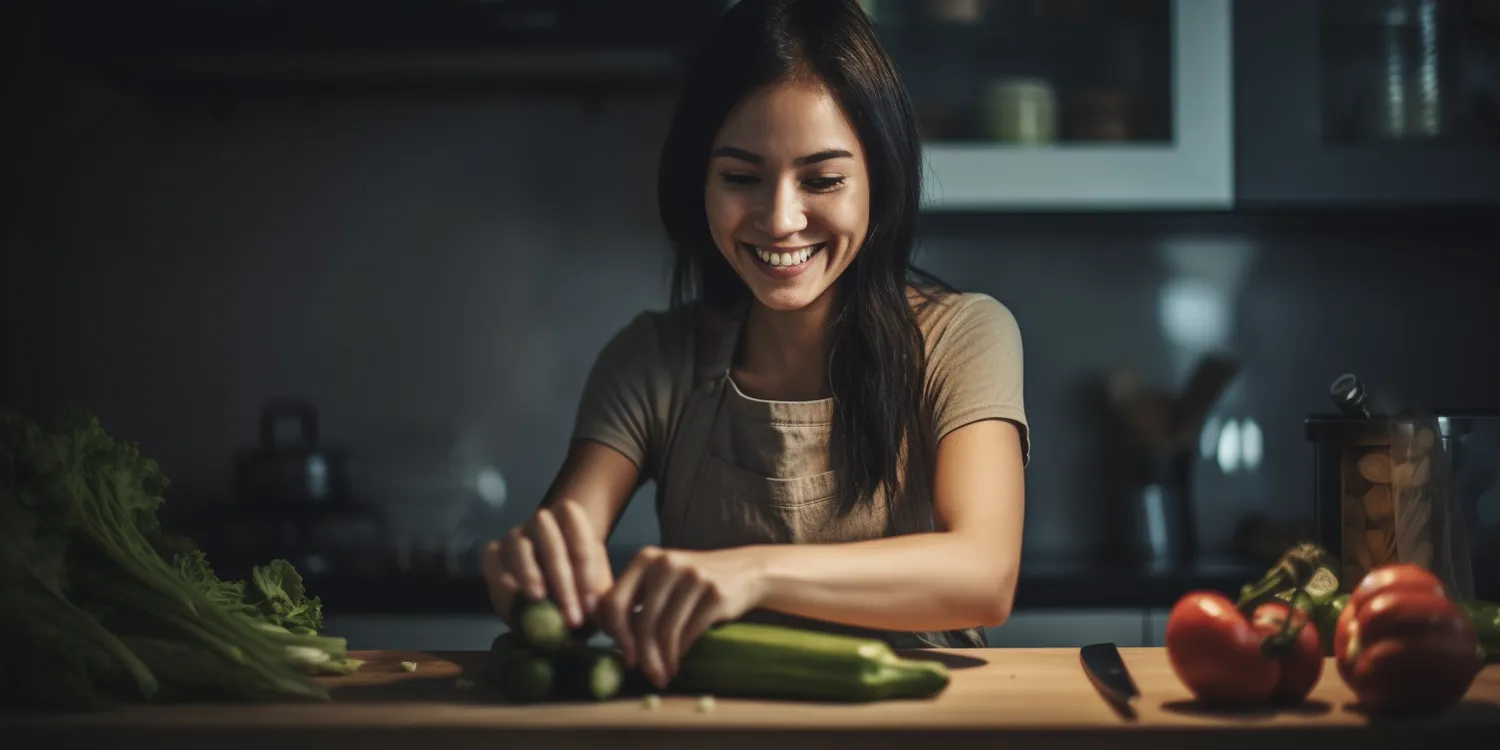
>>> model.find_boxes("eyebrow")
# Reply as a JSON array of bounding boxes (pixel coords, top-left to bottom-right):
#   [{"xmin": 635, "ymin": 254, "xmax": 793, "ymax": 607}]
[{"xmin": 710, "ymin": 146, "xmax": 854, "ymax": 166}]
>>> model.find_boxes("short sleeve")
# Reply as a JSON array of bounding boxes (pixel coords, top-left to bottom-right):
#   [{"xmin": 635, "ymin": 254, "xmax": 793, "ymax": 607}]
[
  {"xmin": 571, "ymin": 312, "xmax": 671, "ymax": 480},
  {"xmin": 925, "ymin": 295, "xmax": 1030, "ymax": 466}
]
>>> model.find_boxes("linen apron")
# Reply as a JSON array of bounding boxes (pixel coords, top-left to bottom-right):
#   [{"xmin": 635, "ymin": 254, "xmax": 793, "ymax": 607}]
[{"xmin": 655, "ymin": 301, "xmax": 986, "ymax": 650}]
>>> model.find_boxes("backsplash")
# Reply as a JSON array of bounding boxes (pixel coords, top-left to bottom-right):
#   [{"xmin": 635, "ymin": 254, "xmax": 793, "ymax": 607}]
[{"xmin": 4, "ymin": 59, "xmax": 1498, "ymax": 568}]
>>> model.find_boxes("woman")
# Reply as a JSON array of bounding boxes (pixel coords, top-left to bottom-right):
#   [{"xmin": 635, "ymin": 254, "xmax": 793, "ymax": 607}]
[{"xmin": 481, "ymin": 0, "xmax": 1028, "ymax": 690}]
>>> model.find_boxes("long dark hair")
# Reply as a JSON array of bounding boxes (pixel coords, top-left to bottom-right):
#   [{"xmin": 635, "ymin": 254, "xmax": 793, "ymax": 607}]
[{"xmin": 658, "ymin": 0, "xmax": 954, "ymax": 518}]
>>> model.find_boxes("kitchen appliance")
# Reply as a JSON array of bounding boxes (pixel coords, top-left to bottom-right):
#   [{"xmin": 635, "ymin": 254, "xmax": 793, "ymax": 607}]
[
  {"xmin": 227, "ymin": 399, "xmax": 390, "ymax": 577},
  {"xmin": 236, "ymin": 399, "xmax": 352, "ymax": 507},
  {"xmin": 1100, "ymin": 353, "xmax": 1241, "ymax": 570},
  {"xmin": 1080, "ymin": 642, "xmax": 1140, "ymax": 719},
  {"xmin": 1306, "ymin": 373, "xmax": 1500, "ymax": 600}
]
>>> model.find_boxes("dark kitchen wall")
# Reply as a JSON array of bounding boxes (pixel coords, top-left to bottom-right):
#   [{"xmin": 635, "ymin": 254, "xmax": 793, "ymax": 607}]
[{"xmin": 6, "ymin": 54, "xmax": 1500, "ymax": 567}]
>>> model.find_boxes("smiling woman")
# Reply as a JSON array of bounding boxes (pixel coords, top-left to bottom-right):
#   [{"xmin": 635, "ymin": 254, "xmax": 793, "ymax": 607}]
[
  {"xmin": 481, "ymin": 0, "xmax": 1030, "ymax": 692},
  {"xmin": 705, "ymin": 85, "xmax": 867, "ymax": 312}
]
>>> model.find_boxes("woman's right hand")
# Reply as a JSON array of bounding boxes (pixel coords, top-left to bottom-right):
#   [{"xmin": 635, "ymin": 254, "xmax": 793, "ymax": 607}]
[{"xmin": 481, "ymin": 499, "xmax": 613, "ymax": 629}]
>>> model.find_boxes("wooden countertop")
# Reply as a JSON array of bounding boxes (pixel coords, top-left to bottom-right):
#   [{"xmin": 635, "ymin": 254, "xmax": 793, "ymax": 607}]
[{"xmin": 11, "ymin": 648, "xmax": 1500, "ymax": 750}]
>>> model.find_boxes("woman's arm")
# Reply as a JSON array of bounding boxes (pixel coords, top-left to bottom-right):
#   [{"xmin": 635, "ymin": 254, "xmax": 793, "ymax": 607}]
[
  {"xmin": 485, "ymin": 308, "xmax": 671, "ymax": 625},
  {"xmin": 751, "ymin": 417, "xmax": 1026, "ymax": 631},
  {"xmin": 540, "ymin": 439, "xmax": 641, "ymax": 544},
  {"xmin": 599, "ymin": 418, "xmax": 1025, "ymax": 687}
]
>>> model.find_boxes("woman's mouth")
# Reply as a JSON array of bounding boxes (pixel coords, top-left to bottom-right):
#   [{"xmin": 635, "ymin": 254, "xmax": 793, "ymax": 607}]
[{"xmin": 742, "ymin": 243, "xmax": 827, "ymax": 278}]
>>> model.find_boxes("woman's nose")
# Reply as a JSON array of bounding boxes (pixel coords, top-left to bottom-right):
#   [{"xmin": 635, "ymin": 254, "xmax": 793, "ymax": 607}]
[{"xmin": 757, "ymin": 181, "xmax": 808, "ymax": 238}]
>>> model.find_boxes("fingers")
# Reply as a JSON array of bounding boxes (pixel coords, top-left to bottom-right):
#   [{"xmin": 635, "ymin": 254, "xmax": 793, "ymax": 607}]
[
  {"xmin": 484, "ymin": 500, "xmax": 611, "ymax": 632},
  {"xmin": 657, "ymin": 575, "xmax": 707, "ymax": 683},
  {"xmin": 480, "ymin": 540, "xmax": 522, "ymax": 620},
  {"xmin": 530, "ymin": 508, "xmax": 583, "ymax": 628},
  {"xmin": 600, "ymin": 550, "xmax": 651, "ymax": 669},
  {"xmin": 556, "ymin": 500, "xmax": 606, "ymax": 619},
  {"xmin": 676, "ymin": 586, "xmax": 724, "ymax": 672},
  {"xmin": 500, "ymin": 527, "xmax": 546, "ymax": 602},
  {"xmin": 631, "ymin": 554, "xmax": 677, "ymax": 689}
]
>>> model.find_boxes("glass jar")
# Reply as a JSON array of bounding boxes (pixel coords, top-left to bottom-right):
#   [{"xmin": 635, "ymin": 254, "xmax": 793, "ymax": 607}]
[{"xmin": 1319, "ymin": 0, "xmax": 1459, "ymax": 143}]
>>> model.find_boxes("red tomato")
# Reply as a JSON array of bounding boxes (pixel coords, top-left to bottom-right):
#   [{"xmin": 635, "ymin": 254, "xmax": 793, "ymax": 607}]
[
  {"xmin": 1350, "ymin": 563, "xmax": 1446, "ymax": 609},
  {"xmin": 1165, "ymin": 591, "xmax": 1279, "ymax": 706},
  {"xmin": 1250, "ymin": 601, "xmax": 1324, "ymax": 704},
  {"xmin": 1334, "ymin": 564, "xmax": 1483, "ymax": 715},
  {"xmin": 1334, "ymin": 603, "xmax": 1357, "ymax": 686}
]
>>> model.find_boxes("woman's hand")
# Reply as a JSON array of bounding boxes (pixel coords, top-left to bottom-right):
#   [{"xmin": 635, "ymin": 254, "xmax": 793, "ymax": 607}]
[
  {"xmin": 597, "ymin": 546, "xmax": 767, "ymax": 689},
  {"xmin": 481, "ymin": 499, "xmax": 613, "ymax": 629}
]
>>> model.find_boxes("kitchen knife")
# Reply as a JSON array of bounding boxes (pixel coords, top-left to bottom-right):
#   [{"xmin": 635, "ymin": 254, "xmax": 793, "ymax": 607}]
[{"xmin": 1080, "ymin": 642, "xmax": 1140, "ymax": 718}]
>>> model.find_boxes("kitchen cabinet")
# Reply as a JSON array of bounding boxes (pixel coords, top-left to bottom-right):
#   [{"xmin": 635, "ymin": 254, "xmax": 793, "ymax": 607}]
[
  {"xmin": 868, "ymin": 0, "xmax": 1233, "ymax": 211},
  {"xmin": 1235, "ymin": 0, "xmax": 1500, "ymax": 206},
  {"xmin": 1145, "ymin": 608, "xmax": 1171, "ymax": 647}
]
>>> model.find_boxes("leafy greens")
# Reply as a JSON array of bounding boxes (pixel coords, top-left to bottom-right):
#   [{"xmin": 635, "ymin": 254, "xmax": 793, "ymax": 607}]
[{"xmin": 0, "ymin": 406, "xmax": 360, "ymax": 713}]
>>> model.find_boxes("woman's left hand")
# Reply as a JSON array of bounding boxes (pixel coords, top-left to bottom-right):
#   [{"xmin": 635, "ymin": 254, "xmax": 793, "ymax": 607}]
[{"xmin": 597, "ymin": 545, "xmax": 766, "ymax": 689}]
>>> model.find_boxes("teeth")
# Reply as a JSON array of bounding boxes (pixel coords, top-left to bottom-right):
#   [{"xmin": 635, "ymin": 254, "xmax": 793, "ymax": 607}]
[{"xmin": 752, "ymin": 245, "xmax": 817, "ymax": 267}]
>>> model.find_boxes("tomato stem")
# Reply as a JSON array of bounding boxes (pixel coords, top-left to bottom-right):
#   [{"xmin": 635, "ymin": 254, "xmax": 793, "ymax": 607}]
[
  {"xmin": 1235, "ymin": 542, "xmax": 1329, "ymax": 615},
  {"xmin": 1259, "ymin": 587, "xmax": 1314, "ymax": 658}
]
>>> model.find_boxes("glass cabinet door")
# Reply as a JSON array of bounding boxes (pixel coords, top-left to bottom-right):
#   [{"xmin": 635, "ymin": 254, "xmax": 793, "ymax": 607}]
[
  {"xmin": 1236, "ymin": 0, "xmax": 1500, "ymax": 206},
  {"xmin": 865, "ymin": 0, "xmax": 1233, "ymax": 210}
]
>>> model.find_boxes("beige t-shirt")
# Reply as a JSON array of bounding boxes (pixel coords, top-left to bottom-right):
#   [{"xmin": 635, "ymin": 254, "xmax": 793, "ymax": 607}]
[{"xmin": 572, "ymin": 291, "xmax": 1029, "ymax": 494}]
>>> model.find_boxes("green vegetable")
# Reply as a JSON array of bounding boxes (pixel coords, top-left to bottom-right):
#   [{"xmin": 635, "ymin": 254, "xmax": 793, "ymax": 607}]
[
  {"xmin": 1238, "ymin": 542, "xmax": 1340, "ymax": 653},
  {"xmin": 1314, "ymin": 594, "xmax": 1349, "ymax": 656},
  {"xmin": 1457, "ymin": 600, "xmax": 1500, "ymax": 663},
  {"xmin": 508, "ymin": 594, "xmax": 597, "ymax": 651},
  {"xmin": 668, "ymin": 622, "xmax": 951, "ymax": 702},
  {"xmin": 0, "ymin": 406, "xmax": 354, "ymax": 713},
  {"xmin": 172, "ymin": 551, "xmax": 351, "ymax": 675},
  {"xmin": 1243, "ymin": 542, "xmax": 1342, "ymax": 609},
  {"xmin": 555, "ymin": 646, "xmax": 625, "ymax": 701},
  {"xmin": 511, "ymin": 596, "xmax": 570, "ymax": 651},
  {"xmin": 482, "ymin": 628, "xmax": 617, "ymax": 703},
  {"xmin": 490, "ymin": 653, "xmax": 557, "ymax": 703}
]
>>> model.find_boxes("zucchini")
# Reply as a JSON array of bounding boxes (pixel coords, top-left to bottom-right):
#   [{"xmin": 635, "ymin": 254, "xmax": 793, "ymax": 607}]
[
  {"xmin": 508, "ymin": 594, "xmax": 598, "ymax": 650},
  {"xmin": 555, "ymin": 646, "xmax": 625, "ymax": 701},
  {"xmin": 668, "ymin": 622, "xmax": 951, "ymax": 702},
  {"xmin": 482, "ymin": 631, "xmax": 554, "ymax": 703},
  {"xmin": 1457, "ymin": 600, "xmax": 1500, "ymax": 663},
  {"xmin": 511, "ymin": 595, "xmax": 571, "ymax": 652},
  {"xmin": 497, "ymin": 654, "xmax": 556, "ymax": 703}
]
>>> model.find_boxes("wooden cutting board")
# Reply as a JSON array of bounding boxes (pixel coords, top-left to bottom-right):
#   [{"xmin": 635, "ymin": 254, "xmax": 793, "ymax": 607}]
[{"xmin": 10, "ymin": 648, "xmax": 1500, "ymax": 750}]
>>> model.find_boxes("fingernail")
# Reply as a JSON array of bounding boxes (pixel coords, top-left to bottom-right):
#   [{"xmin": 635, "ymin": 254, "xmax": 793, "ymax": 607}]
[
  {"xmin": 582, "ymin": 592, "xmax": 597, "ymax": 614},
  {"xmin": 567, "ymin": 605, "xmax": 583, "ymax": 627}
]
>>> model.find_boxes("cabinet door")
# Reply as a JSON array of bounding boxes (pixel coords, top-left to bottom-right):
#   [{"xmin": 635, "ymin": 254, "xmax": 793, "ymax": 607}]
[
  {"xmin": 1236, "ymin": 0, "xmax": 1500, "ymax": 206},
  {"xmin": 868, "ymin": 0, "xmax": 1232, "ymax": 210}
]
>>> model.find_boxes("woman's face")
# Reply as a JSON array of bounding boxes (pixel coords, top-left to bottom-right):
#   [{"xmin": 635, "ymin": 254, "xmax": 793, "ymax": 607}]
[{"xmin": 705, "ymin": 78, "xmax": 870, "ymax": 313}]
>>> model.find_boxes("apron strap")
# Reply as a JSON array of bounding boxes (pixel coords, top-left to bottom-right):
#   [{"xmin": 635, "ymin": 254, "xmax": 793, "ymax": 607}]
[{"xmin": 656, "ymin": 299, "xmax": 748, "ymax": 537}]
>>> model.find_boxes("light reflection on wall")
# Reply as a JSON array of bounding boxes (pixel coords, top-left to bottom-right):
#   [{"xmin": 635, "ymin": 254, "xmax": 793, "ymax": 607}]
[
  {"xmin": 1155, "ymin": 237, "xmax": 1256, "ymax": 385},
  {"xmin": 1157, "ymin": 238, "xmax": 1260, "ymax": 479},
  {"xmin": 1201, "ymin": 416, "xmax": 1264, "ymax": 474}
]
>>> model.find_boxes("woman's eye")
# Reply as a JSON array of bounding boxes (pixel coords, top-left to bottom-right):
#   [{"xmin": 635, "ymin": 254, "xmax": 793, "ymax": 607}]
[
  {"xmin": 720, "ymin": 173, "xmax": 758, "ymax": 186},
  {"xmin": 805, "ymin": 176, "xmax": 846, "ymax": 192}
]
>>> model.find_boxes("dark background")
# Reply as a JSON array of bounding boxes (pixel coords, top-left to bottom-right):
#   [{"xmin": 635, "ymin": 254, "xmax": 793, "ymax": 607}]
[{"xmin": 3, "ymin": 0, "xmax": 1497, "ymax": 649}]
